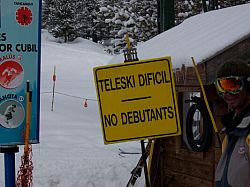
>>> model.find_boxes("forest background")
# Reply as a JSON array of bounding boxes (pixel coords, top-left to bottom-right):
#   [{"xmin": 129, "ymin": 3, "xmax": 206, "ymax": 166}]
[{"xmin": 42, "ymin": 0, "xmax": 249, "ymax": 54}]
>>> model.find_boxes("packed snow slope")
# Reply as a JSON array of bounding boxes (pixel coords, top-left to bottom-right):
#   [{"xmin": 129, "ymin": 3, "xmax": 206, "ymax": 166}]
[
  {"xmin": 1, "ymin": 3, "xmax": 250, "ymax": 186},
  {"xmin": 0, "ymin": 30, "xmax": 144, "ymax": 187}
]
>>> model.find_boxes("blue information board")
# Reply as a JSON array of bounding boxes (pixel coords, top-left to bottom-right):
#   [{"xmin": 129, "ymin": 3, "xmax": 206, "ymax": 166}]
[{"xmin": 0, "ymin": 0, "xmax": 41, "ymax": 145}]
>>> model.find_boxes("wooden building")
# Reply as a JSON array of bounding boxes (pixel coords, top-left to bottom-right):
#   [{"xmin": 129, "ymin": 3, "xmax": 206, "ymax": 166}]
[
  {"xmin": 148, "ymin": 11, "xmax": 250, "ymax": 187},
  {"xmin": 149, "ymin": 33, "xmax": 250, "ymax": 186},
  {"xmin": 111, "ymin": 4, "xmax": 250, "ymax": 187}
]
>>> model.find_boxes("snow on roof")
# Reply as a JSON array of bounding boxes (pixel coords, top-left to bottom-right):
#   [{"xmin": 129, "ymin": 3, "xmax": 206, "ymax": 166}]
[{"xmin": 110, "ymin": 3, "xmax": 250, "ymax": 69}]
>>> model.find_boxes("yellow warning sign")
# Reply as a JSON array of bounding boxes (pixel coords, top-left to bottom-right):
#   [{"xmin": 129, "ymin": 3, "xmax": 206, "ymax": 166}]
[{"xmin": 93, "ymin": 57, "xmax": 181, "ymax": 144}]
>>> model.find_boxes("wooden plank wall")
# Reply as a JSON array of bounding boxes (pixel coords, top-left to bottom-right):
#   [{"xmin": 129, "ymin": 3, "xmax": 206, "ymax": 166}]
[
  {"xmin": 149, "ymin": 37, "xmax": 250, "ymax": 187},
  {"xmin": 150, "ymin": 65, "xmax": 217, "ymax": 186}
]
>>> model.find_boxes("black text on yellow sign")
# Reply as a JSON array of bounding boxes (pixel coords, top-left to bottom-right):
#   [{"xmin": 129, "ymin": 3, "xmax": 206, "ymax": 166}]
[{"xmin": 93, "ymin": 57, "xmax": 181, "ymax": 144}]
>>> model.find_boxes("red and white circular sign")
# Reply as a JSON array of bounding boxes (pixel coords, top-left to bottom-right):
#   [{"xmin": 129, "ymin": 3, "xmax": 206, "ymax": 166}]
[
  {"xmin": 16, "ymin": 6, "xmax": 33, "ymax": 26},
  {"xmin": 0, "ymin": 60, "xmax": 24, "ymax": 89}
]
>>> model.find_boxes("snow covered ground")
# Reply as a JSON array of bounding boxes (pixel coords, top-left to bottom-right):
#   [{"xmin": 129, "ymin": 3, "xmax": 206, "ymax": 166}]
[
  {"xmin": 1, "ymin": 3, "xmax": 250, "ymax": 186},
  {"xmin": 0, "ymin": 30, "xmax": 144, "ymax": 187}
]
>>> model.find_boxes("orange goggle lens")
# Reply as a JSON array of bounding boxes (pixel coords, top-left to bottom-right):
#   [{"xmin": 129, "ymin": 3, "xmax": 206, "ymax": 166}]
[{"xmin": 216, "ymin": 77, "xmax": 243, "ymax": 94}]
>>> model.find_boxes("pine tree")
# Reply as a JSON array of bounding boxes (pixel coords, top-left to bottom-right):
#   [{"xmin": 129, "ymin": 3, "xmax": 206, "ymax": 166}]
[
  {"xmin": 42, "ymin": 0, "xmax": 56, "ymax": 29},
  {"xmin": 90, "ymin": 0, "xmax": 111, "ymax": 43},
  {"xmin": 175, "ymin": 0, "xmax": 203, "ymax": 25},
  {"xmin": 76, "ymin": 0, "xmax": 101, "ymax": 41},
  {"xmin": 42, "ymin": 0, "xmax": 250, "ymax": 48},
  {"xmin": 48, "ymin": 0, "xmax": 79, "ymax": 42},
  {"xmin": 131, "ymin": 0, "xmax": 158, "ymax": 42},
  {"xmin": 98, "ymin": 0, "xmax": 158, "ymax": 53}
]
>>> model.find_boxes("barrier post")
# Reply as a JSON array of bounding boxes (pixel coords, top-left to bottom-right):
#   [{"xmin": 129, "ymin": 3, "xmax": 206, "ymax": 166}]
[{"xmin": 51, "ymin": 66, "xmax": 56, "ymax": 111}]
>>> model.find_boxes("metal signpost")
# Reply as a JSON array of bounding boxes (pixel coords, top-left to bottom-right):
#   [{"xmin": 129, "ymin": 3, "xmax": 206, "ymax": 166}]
[
  {"xmin": 93, "ymin": 57, "xmax": 181, "ymax": 144},
  {"xmin": 94, "ymin": 57, "xmax": 181, "ymax": 186},
  {"xmin": 0, "ymin": 0, "xmax": 41, "ymax": 186}
]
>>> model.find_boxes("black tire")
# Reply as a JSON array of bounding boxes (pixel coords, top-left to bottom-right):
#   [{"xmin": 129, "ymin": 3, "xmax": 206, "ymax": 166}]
[{"xmin": 185, "ymin": 101, "xmax": 213, "ymax": 152}]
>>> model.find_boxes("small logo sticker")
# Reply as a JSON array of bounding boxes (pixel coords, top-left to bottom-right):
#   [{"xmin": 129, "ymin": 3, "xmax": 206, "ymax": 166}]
[
  {"xmin": 16, "ymin": 6, "xmax": 33, "ymax": 26},
  {"xmin": 0, "ymin": 100, "xmax": 25, "ymax": 129},
  {"xmin": 0, "ymin": 60, "xmax": 24, "ymax": 89}
]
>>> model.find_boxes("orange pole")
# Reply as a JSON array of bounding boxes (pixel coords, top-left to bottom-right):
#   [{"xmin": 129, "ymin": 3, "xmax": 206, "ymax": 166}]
[{"xmin": 24, "ymin": 81, "xmax": 31, "ymax": 154}]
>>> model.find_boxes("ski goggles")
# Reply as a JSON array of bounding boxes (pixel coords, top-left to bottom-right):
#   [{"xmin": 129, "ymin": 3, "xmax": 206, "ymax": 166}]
[{"xmin": 215, "ymin": 76, "xmax": 244, "ymax": 95}]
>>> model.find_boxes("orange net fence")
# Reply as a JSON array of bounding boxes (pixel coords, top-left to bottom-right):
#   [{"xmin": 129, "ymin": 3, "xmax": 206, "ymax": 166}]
[{"xmin": 16, "ymin": 144, "xmax": 33, "ymax": 187}]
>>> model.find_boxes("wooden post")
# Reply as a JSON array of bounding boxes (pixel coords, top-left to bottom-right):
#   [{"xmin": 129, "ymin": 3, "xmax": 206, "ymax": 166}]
[
  {"xmin": 22, "ymin": 81, "xmax": 32, "ymax": 186},
  {"xmin": 51, "ymin": 66, "xmax": 56, "ymax": 111},
  {"xmin": 24, "ymin": 81, "xmax": 31, "ymax": 155}
]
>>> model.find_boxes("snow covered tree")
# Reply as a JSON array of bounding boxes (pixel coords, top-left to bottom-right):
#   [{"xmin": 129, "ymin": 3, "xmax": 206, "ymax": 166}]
[
  {"xmin": 112, "ymin": 2, "xmax": 136, "ymax": 52},
  {"xmin": 44, "ymin": 0, "xmax": 79, "ymax": 42},
  {"xmin": 96, "ymin": 0, "xmax": 158, "ymax": 53},
  {"xmin": 42, "ymin": 0, "xmax": 56, "ymax": 29},
  {"xmin": 94, "ymin": 2, "xmax": 126, "ymax": 52},
  {"xmin": 174, "ymin": 0, "xmax": 250, "ymax": 25},
  {"xmin": 94, "ymin": 2, "xmax": 116, "ymax": 43},
  {"xmin": 218, "ymin": 0, "xmax": 250, "ymax": 8},
  {"xmin": 43, "ymin": 0, "xmax": 158, "ymax": 49},
  {"xmin": 175, "ymin": 0, "xmax": 203, "ymax": 25},
  {"xmin": 42, "ymin": 0, "xmax": 250, "ymax": 48},
  {"xmin": 75, "ymin": 0, "xmax": 100, "ymax": 40},
  {"xmin": 130, "ymin": 0, "xmax": 158, "ymax": 42}
]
